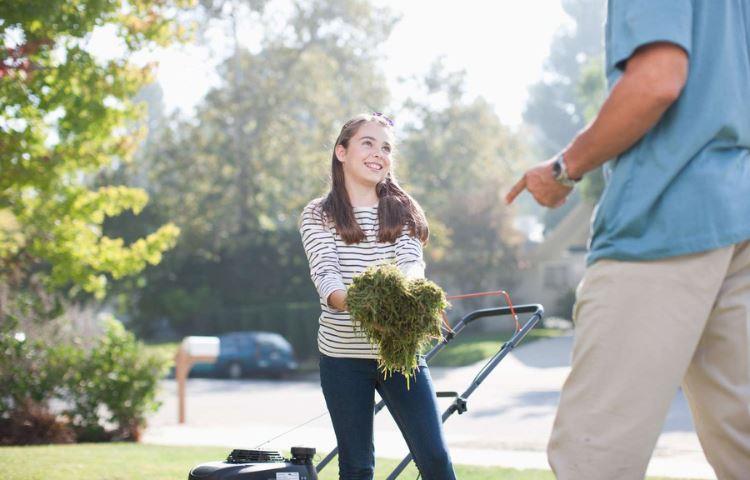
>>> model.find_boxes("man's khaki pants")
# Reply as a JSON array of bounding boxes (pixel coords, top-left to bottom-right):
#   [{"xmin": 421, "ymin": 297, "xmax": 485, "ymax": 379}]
[{"xmin": 548, "ymin": 240, "xmax": 750, "ymax": 480}]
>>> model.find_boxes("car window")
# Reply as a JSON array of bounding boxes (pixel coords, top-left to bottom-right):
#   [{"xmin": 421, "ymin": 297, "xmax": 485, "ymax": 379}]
[
  {"xmin": 258, "ymin": 335, "xmax": 291, "ymax": 352},
  {"xmin": 220, "ymin": 335, "xmax": 242, "ymax": 354}
]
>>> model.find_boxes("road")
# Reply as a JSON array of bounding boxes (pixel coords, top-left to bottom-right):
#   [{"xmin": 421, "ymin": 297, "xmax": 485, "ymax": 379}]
[{"xmin": 143, "ymin": 334, "xmax": 715, "ymax": 479}]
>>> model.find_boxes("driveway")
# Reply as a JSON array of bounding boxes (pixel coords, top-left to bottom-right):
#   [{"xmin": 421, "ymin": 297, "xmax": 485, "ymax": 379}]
[{"xmin": 142, "ymin": 334, "xmax": 715, "ymax": 479}]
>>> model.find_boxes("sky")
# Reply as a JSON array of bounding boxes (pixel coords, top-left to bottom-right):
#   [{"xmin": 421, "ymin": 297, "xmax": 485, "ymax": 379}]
[{"xmin": 143, "ymin": 1, "xmax": 570, "ymax": 128}]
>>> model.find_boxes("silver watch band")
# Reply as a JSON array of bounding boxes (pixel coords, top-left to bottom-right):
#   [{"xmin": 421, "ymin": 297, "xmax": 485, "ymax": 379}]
[{"xmin": 553, "ymin": 153, "xmax": 579, "ymax": 188}]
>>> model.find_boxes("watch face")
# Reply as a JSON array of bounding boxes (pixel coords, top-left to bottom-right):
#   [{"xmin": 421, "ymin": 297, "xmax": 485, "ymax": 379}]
[{"xmin": 552, "ymin": 157, "xmax": 563, "ymax": 179}]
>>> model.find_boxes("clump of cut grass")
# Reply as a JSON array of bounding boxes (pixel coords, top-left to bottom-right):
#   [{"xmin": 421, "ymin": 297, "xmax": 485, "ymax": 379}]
[{"xmin": 347, "ymin": 264, "xmax": 448, "ymax": 384}]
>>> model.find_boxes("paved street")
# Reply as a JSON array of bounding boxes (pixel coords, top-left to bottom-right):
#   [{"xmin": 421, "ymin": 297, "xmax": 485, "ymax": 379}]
[{"xmin": 143, "ymin": 334, "xmax": 715, "ymax": 479}]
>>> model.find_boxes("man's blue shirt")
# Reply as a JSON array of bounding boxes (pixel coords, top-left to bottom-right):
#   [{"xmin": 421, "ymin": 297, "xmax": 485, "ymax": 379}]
[{"xmin": 588, "ymin": 0, "xmax": 750, "ymax": 264}]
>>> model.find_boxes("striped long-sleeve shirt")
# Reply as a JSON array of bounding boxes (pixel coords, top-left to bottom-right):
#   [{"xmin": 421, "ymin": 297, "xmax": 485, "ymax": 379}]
[{"xmin": 299, "ymin": 199, "xmax": 426, "ymax": 359}]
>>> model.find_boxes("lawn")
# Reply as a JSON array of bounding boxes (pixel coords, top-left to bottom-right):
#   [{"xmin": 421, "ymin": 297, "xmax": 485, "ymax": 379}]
[
  {"xmin": 428, "ymin": 327, "xmax": 566, "ymax": 367},
  {"xmin": 0, "ymin": 443, "xmax": 688, "ymax": 480}
]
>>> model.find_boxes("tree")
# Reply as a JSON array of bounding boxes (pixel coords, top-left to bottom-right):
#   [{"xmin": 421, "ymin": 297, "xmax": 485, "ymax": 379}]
[
  {"xmin": 398, "ymin": 62, "xmax": 527, "ymax": 304},
  {"xmin": 523, "ymin": 0, "xmax": 606, "ymax": 158},
  {"xmin": 0, "ymin": 1, "xmax": 186, "ymax": 321},
  {"xmin": 107, "ymin": 0, "xmax": 398, "ymax": 337},
  {"xmin": 521, "ymin": 0, "xmax": 605, "ymax": 232}
]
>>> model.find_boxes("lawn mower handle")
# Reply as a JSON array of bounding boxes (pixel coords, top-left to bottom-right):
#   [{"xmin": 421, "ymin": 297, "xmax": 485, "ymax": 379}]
[
  {"xmin": 315, "ymin": 303, "xmax": 544, "ymax": 475},
  {"xmin": 385, "ymin": 303, "xmax": 544, "ymax": 479},
  {"xmin": 425, "ymin": 304, "xmax": 544, "ymax": 363}
]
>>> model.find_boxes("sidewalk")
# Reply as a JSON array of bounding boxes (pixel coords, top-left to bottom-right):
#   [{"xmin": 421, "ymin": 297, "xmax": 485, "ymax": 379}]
[{"xmin": 142, "ymin": 334, "xmax": 715, "ymax": 479}]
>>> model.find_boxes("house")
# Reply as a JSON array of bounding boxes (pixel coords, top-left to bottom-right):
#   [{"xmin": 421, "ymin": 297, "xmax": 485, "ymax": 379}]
[{"xmin": 513, "ymin": 200, "xmax": 595, "ymax": 319}]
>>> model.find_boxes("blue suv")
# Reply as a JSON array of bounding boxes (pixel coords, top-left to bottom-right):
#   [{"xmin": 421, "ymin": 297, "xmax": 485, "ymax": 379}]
[{"xmin": 191, "ymin": 331, "xmax": 299, "ymax": 379}]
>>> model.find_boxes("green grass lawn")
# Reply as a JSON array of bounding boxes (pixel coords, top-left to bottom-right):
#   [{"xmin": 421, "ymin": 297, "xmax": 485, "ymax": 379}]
[
  {"xmin": 428, "ymin": 327, "xmax": 566, "ymax": 367},
  {"xmin": 0, "ymin": 443, "xmax": 690, "ymax": 480}
]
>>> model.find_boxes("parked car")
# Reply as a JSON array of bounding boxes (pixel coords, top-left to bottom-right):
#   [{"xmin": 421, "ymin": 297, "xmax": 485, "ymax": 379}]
[{"xmin": 190, "ymin": 331, "xmax": 299, "ymax": 379}]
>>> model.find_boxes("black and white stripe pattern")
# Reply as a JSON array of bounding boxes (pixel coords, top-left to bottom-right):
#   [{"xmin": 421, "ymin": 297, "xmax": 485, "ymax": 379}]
[{"xmin": 299, "ymin": 199, "xmax": 426, "ymax": 359}]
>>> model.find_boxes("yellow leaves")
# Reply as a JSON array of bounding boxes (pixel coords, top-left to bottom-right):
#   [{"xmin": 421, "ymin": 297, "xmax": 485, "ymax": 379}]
[
  {"xmin": 28, "ymin": 20, "xmax": 44, "ymax": 33},
  {"xmin": 83, "ymin": 274, "xmax": 108, "ymax": 299},
  {"xmin": 0, "ymin": 209, "xmax": 26, "ymax": 258},
  {"xmin": 71, "ymin": 222, "xmax": 180, "ymax": 298},
  {"xmin": 114, "ymin": 0, "xmax": 196, "ymax": 48},
  {"xmin": 5, "ymin": 1, "xmax": 192, "ymax": 306},
  {"xmin": 72, "ymin": 185, "xmax": 149, "ymax": 220},
  {"xmin": 17, "ymin": 182, "xmax": 180, "ymax": 298}
]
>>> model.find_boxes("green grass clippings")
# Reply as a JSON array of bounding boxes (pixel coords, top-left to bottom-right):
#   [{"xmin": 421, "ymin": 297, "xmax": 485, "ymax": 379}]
[{"xmin": 347, "ymin": 264, "xmax": 448, "ymax": 384}]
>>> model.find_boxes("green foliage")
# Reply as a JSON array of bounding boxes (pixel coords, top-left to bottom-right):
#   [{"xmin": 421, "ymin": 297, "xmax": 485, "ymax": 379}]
[
  {"xmin": 0, "ymin": 318, "xmax": 167, "ymax": 444},
  {"xmin": 0, "ymin": 0, "xmax": 186, "ymax": 317},
  {"xmin": 101, "ymin": 1, "xmax": 530, "ymax": 344},
  {"xmin": 104, "ymin": 0, "xmax": 397, "ymax": 339},
  {"xmin": 347, "ymin": 264, "xmax": 447, "ymax": 382},
  {"xmin": 0, "ymin": 319, "xmax": 73, "ymax": 414},
  {"xmin": 123, "ymin": 229, "xmax": 321, "ymax": 353},
  {"xmin": 64, "ymin": 317, "xmax": 167, "ymax": 441},
  {"xmin": 522, "ymin": 0, "xmax": 606, "ymax": 157},
  {"xmin": 522, "ymin": 0, "xmax": 606, "ymax": 233},
  {"xmin": 398, "ymin": 61, "xmax": 525, "ymax": 301}
]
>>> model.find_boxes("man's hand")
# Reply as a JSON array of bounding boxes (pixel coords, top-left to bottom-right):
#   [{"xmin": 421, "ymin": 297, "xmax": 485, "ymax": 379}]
[
  {"xmin": 505, "ymin": 158, "xmax": 573, "ymax": 207},
  {"xmin": 504, "ymin": 42, "xmax": 688, "ymax": 209}
]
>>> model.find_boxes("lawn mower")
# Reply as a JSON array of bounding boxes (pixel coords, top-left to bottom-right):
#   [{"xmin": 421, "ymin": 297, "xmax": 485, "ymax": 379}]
[{"xmin": 188, "ymin": 302, "xmax": 544, "ymax": 480}]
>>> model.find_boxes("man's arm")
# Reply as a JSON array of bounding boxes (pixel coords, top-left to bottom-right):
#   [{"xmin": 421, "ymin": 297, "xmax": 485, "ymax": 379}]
[{"xmin": 506, "ymin": 42, "xmax": 689, "ymax": 207}]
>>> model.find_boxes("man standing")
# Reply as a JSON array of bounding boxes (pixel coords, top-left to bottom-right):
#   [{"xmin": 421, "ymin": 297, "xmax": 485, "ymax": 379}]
[{"xmin": 506, "ymin": 1, "xmax": 750, "ymax": 479}]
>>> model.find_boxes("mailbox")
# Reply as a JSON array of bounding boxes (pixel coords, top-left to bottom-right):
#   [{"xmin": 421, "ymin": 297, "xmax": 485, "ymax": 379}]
[
  {"xmin": 182, "ymin": 336, "xmax": 220, "ymax": 358},
  {"xmin": 175, "ymin": 335, "xmax": 220, "ymax": 424}
]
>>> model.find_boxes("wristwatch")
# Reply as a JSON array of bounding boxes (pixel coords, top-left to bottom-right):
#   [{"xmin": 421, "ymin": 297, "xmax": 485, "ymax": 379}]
[{"xmin": 552, "ymin": 153, "xmax": 581, "ymax": 188}]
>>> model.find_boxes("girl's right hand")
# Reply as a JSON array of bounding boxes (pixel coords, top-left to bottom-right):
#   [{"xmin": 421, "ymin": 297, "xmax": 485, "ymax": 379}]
[{"xmin": 327, "ymin": 290, "xmax": 348, "ymax": 311}]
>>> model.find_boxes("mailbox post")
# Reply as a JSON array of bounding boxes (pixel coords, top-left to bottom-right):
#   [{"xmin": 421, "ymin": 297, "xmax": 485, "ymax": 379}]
[{"xmin": 175, "ymin": 336, "xmax": 219, "ymax": 424}]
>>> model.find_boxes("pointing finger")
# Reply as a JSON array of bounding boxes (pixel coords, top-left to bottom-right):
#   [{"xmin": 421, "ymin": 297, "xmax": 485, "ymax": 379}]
[{"xmin": 505, "ymin": 176, "xmax": 527, "ymax": 204}]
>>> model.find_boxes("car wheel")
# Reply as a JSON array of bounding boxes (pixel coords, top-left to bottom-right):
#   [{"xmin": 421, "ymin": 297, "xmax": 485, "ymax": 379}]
[{"xmin": 227, "ymin": 362, "xmax": 243, "ymax": 379}]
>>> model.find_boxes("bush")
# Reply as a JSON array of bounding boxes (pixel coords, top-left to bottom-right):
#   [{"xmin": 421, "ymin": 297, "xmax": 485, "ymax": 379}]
[
  {"xmin": 0, "ymin": 319, "xmax": 77, "ymax": 444},
  {"xmin": 0, "ymin": 400, "xmax": 76, "ymax": 445},
  {"xmin": 0, "ymin": 321, "xmax": 73, "ymax": 414},
  {"xmin": 65, "ymin": 318, "xmax": 167, "ymax": 441},
  {"xmin": 0, "ymin": 316, "xmax": 167, "ymax": 444}
]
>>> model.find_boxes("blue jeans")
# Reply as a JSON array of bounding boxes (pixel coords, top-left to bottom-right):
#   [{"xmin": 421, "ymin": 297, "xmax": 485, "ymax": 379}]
[{"xmin": 319, "ymin": 354, "xmax": 456, "ymax": 480}]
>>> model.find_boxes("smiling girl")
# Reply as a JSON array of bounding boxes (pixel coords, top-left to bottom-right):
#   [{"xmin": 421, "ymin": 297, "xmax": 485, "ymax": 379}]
[{"xmin": 299, "ymin": 113, "xmax": 456, "ymax": 480}]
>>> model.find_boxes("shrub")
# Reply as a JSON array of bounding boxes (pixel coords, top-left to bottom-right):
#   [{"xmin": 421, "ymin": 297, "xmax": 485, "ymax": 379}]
[
  {"xmin": 0, "ymin": 320, "xmax": 72, "ymax": 414},
  {"xmin": 0, "ymin": 400, "xmax": 76, "ymax": 445},
  {"xmin": 64, "ymin": 317, "xmax": 168, "ymax": 441},
  {"xmin": 0, "ymin": 316, "xmax": 167, "ymax": 444},
  {"xmin": 0, "ymin": 319, "xmax": 76, "ymax": 444}
]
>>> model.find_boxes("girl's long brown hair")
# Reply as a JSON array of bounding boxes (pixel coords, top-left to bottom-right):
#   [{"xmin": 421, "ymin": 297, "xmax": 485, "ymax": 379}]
[{"xmin": 318, "ymin": 114, "xmax": 429, "ymax": 245}]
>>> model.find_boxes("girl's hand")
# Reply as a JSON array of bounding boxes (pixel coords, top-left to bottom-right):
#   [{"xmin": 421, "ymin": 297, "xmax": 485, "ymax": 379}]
[{"xmin": 327, "ymin": 290, "xmax": 348, "ymax": 311}]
